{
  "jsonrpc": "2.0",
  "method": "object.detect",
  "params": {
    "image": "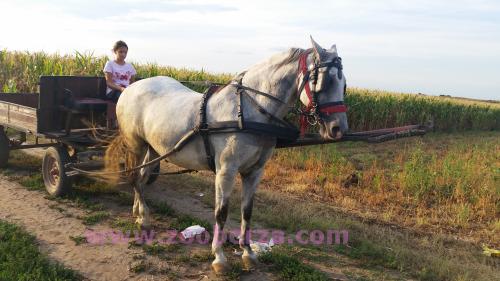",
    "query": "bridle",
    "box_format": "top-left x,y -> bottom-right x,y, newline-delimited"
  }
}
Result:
297,49 -> 348,136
